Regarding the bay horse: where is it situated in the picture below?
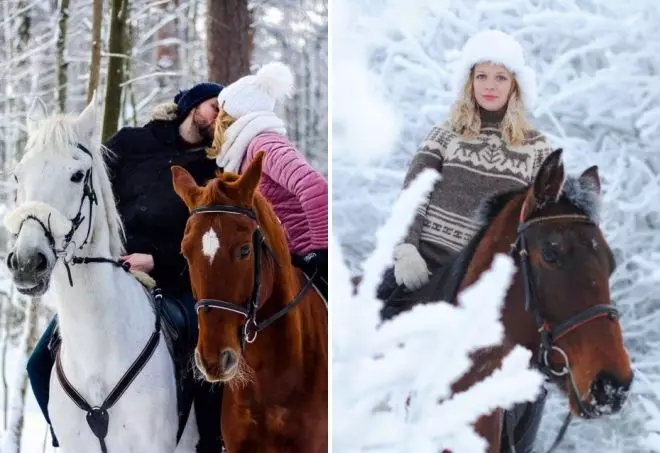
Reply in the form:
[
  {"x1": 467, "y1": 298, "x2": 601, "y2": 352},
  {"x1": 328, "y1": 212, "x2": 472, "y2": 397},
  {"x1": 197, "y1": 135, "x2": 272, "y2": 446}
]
[
  {"x1": 4, "y1": 97, "x2": 198, "y2": 452},
  {"x1": 171, "y1": 151, "x2": 328, "y2": 452},
  {"x1": 379, "y1": 149, "x2": 633, "y2": 452}
]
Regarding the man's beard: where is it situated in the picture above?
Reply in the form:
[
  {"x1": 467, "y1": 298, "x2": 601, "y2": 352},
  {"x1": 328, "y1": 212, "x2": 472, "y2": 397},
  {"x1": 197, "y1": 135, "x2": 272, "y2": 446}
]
[{"x1": 192, "y1": 110, "x2": 214, "y2": 145}]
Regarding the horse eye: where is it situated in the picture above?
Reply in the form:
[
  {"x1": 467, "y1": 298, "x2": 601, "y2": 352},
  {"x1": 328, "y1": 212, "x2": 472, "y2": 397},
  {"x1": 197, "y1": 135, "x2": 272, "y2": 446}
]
[
  {"x1": 71, "y1": 170, "x2": 85, "y2": 183},
  {"x1": 239, "y1": 245, "x2": 251, "y2": 259},
  {"x1": 542, "y1": 242, "x2": 560, "y2": 264}
]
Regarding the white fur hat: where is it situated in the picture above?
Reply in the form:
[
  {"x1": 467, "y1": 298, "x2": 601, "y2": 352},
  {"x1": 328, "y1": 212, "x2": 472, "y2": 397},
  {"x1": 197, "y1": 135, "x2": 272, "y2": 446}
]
[
  {"x1": 452, "y1": 29, "x2": 538, "y2": 110},
  {"x1": 217, "y1": 62, "x2": 294, "y2": 119}
]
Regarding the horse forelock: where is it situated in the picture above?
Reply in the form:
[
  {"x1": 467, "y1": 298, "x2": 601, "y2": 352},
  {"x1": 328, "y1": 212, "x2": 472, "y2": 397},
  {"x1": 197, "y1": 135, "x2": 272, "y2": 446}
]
[{"x1": 24, "y1": 114, "x2": 125, "y2": 256}]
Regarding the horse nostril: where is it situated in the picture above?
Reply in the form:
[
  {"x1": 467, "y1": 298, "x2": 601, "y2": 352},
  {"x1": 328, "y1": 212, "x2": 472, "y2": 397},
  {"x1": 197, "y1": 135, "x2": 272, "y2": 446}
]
[
  {"x1": 590, "y1": 372, "x2": 631, "y2": 412},
  {"x1": 220, "y1": 350, "x2": 237, "y2": 372},
  {"x1": 6, "y1": 252, "x2": 17, "y2": 271},
  {"x1": 34, "y1": 252, "x2": 48, "y2": 273}
]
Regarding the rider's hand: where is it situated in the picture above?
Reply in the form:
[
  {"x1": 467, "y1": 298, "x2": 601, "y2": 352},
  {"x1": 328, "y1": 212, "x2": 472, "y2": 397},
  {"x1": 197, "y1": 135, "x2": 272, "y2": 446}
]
[
  {"x1": 393, "y1": 243, "x2": 429, "y2": 290},
  {"x1": 120, "y1": 253, "x2": 154, "y2": 273}
]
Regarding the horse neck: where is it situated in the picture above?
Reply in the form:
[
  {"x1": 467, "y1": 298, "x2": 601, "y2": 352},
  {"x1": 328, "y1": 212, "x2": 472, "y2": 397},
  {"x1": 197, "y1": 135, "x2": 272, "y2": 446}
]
[
  {"x1": 50, "y1": 212, "x2": 153, "y2": 363},
  {"x1": 244, "y1": 266, "x2": 319, "y2": 380},
  {"x1": 462, "y1": 194, "x2": 539, "y2": 351}
]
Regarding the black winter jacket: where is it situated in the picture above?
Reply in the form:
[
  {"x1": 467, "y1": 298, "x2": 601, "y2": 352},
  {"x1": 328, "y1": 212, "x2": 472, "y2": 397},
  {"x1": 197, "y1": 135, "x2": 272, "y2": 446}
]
[{"x1": 104, "y1": 120, "x2": 217, "y2": 295}]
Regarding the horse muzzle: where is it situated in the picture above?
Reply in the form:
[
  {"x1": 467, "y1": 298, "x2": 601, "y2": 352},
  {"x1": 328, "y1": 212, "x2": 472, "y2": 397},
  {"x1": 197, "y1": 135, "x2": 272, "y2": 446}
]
[
  {"x1": 6, "y1": 246, "x2": 54, "y2": 296},
  {"x1": 576, "y1": 371, "x2": 633, "y2": 418},
  {"x1": 194, "y1": 348, "x2": 239, "y2": 383}
]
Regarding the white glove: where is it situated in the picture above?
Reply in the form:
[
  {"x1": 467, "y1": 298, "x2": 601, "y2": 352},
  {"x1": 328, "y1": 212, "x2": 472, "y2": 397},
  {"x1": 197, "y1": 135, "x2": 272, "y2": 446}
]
[{"x1": 393, "y1": 243, "x2": 430, "y2": 290}]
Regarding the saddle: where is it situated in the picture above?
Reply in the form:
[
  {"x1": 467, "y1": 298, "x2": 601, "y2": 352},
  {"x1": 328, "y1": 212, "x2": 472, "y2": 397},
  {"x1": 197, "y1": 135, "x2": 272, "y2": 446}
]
[{"x1": 47, "y1": 289, "x2": 197, "y2": 444}]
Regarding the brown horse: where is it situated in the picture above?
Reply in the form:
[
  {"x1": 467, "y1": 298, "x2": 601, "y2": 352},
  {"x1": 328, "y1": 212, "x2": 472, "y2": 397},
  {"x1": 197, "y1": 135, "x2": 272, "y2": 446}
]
[
  {"x1": 171, "y1": 152, "x2": 328, "y2": 452},
  {"x1": 377, "y1": 149, "x2": 633, "y2": 452}
]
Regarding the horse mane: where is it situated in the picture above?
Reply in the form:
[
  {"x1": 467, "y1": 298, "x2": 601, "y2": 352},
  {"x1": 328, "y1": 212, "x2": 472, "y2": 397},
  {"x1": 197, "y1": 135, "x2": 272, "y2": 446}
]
[
  {"x1": 26, "y1": 114, "x2": 125, "y2": 257},
  {"x1": 452, "y1": 175, "x2": 600, "y2": 296}
]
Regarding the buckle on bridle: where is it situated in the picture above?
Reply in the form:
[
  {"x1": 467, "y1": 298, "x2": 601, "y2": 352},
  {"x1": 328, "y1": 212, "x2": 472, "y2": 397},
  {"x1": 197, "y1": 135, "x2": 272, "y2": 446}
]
[{"x1": 56, "y1": 239, "x2": 78, "y2": 263}]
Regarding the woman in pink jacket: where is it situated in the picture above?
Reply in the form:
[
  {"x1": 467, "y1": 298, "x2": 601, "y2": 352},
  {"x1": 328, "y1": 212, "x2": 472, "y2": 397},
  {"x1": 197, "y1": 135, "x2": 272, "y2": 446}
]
[{"x1": 209, "y1": 62, "x2": 328, "y2": 299}]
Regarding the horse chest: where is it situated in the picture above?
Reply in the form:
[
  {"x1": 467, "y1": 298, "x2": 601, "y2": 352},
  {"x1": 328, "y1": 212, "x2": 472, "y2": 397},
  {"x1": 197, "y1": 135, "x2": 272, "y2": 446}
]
[{"x1": 47, "y1": 345, "x2": 182, "y2": 452}]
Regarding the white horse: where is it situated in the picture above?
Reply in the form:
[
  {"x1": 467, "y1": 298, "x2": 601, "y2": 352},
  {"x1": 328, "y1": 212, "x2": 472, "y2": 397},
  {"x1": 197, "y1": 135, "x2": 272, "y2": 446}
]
[{"x1": 4, "y1": 96, "x2": 198, "y2": 452}]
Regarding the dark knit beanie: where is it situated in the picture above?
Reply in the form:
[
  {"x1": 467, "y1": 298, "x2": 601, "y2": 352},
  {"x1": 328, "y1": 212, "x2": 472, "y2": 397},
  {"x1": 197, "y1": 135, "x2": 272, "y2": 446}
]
[{"x1": 174, "y1": 82, "x2": 224, "y2": 123}]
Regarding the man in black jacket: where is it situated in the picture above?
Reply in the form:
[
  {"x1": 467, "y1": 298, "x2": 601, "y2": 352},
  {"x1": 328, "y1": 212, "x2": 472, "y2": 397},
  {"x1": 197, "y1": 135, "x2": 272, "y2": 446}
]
[{"x1": 26, "y1": 82, "x2": 225, "y2": 451}]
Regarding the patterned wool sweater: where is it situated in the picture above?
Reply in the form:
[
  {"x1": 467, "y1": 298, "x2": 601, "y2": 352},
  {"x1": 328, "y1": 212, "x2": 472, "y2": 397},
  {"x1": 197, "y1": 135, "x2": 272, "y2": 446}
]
[{"x1": 402, "y1": 108, "x2": 553, "y2": 268}]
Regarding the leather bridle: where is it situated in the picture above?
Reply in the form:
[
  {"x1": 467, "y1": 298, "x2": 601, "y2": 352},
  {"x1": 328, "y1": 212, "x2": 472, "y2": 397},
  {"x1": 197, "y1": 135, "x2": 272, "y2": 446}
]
[
  {"x1": 505, "y1": 203, "x2": 619, "y2": 452},
  {"x1": 190, "y1": 204, "x2": 316, "y2": 350}
]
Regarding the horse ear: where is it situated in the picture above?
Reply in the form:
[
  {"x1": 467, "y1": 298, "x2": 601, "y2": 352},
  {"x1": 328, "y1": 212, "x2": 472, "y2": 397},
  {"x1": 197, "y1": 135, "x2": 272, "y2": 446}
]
[
  {"x1": 27, "y1": 97, "x2": 49, "y2": 135},
  {"x1": 532, "y1": 149, "x2": 565, "y2": 209},
  {"x1": 171, "y1": 165, "x2": 201, "y2": 208},
  {"x1": 238, "y1": 151, "x2": 265, "y2": 203},
  {"x1": 76, "y1": 93, "x2": 98, "y2": 144},
  {"x1": 578, "y1": 165, "x2": 601, "y2": 195}
]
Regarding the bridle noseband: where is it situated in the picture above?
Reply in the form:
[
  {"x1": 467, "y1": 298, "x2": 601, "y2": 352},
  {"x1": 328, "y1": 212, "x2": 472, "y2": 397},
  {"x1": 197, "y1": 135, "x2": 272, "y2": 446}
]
[
  {"x1": 506, "y1": 208, "x2": 619, "y2": 452},
  {"x1": 190, "y1": 204, "x2": 316, "y2": 349}
]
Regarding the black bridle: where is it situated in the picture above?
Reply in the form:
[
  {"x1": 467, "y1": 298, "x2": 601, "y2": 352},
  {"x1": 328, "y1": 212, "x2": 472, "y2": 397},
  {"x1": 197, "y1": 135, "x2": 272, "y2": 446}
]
[
  {"x1": 506, "y1": 207, "x2": 619, "y2": 453},
  {"x1": 190, "y1": 205, "x2": 315, "y2": 349},
  {"x1": 14, "y1": 143, "x2": 129, "y2": 285},
  {"x1": 15, "y1": 142, "x2": 164, "y2": 453}
]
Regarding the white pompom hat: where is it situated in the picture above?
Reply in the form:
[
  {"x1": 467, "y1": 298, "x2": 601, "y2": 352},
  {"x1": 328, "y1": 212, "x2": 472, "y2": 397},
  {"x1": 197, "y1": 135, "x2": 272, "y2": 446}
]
[
  {"x1": 217, "y1": 62, "x2": 294, "y2": 118},
  {"x1": 452, "y1": 29, "x2": 538, "y2": 110}
]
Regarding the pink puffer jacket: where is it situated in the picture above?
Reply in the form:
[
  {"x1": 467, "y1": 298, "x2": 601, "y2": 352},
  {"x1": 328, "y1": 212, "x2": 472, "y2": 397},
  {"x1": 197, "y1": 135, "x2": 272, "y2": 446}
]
[{"x1": 240, "y1": 132, "x2": 328, "y2": 256}]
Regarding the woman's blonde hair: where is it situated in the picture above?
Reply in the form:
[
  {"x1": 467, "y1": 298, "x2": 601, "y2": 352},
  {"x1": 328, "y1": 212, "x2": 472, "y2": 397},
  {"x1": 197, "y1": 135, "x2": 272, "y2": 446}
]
[
  {"x1": 207, "y1": 109, "x2": 236, "y2": 158},
  {"x1": 449, "y1": 68, "x2": 531, "y2": 147}
]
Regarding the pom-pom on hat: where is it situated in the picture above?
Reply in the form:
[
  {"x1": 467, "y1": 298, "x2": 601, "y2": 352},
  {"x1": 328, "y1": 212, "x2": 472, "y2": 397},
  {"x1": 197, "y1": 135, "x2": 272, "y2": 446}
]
[
  {"x1": 452, "y1": 30, "x2": 538, "y2": 110},
  {"x1": 217, "y1": 62, "x2": 294, "y2": 119}
]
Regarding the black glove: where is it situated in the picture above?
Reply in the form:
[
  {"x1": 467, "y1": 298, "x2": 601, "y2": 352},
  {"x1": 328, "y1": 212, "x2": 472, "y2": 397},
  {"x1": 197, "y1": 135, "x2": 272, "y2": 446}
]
[{"x1": 303, "y1": 249, "x2": 328, "y2": 277}]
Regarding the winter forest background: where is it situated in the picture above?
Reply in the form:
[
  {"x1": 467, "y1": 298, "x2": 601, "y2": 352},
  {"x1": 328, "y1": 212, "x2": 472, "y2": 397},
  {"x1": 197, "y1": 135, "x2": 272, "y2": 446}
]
[
  {"x1": 0, "y1": 0, "x2": 327, "y2": 451},
  {"x1": 333, "y1": 0, "x2": 660, "y2": 452}
]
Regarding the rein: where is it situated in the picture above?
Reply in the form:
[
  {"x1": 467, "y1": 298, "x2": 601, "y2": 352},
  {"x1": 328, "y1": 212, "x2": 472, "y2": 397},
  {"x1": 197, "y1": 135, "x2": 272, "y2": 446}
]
[
  {"x1": 189, "y1": 204, "x2": 315, "y2": 349},
  {"x1": 505, "y1": 202, "x2": 619, "y2": 453}
]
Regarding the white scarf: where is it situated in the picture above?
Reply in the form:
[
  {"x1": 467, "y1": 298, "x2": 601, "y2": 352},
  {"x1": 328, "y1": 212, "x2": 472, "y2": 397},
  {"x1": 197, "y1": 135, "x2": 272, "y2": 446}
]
[{"x1": 216, "y1": 111, "x2": 286, "y2": 173}]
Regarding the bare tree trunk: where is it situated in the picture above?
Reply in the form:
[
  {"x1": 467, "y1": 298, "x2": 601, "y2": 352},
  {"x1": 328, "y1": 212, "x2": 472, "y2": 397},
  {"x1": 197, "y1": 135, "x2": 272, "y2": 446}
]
[
  {"x1": 86, "y1": 0, "x2": 103, "y2": 103},
  {"x1": 102, "y1": 0, "x2": 129, "y2": 143},
  {"x1": 1, "y1": 292, "x2": 8, "y2": 430},
  {"x1": 15, "y1": 0, "x2": 31, "y2": 158},
  {"x1": 206, "y1": 0, "x2": 252, "y2": 84},
  {"x1": 1, "y1": 296, "x2": 39, "y2": 453},
  {"x1": 55, "y1": 0, "x2": 70, "y2": 112},
  {"x1": 155, "y1": 0, "x2": 180, "y2": 88}
]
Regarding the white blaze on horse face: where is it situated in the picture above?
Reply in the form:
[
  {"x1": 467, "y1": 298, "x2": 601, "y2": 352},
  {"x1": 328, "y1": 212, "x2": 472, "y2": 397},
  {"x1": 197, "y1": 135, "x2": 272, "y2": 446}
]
[{"x1": 202, "y1": 228, "x2": 220, "y2": 264}]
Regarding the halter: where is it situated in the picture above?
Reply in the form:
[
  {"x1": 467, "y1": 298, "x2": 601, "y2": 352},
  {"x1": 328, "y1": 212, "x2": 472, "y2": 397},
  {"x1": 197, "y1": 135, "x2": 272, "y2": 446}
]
[
  {"x1": 14, "y1": 143, "x2": 129, "y2": 285},
  {"x1": 190, "y1": 204, "x2": 315, "y2": 349},
  {"x1": 505, "y1": 200, "x2": 619, "y2": 453}
]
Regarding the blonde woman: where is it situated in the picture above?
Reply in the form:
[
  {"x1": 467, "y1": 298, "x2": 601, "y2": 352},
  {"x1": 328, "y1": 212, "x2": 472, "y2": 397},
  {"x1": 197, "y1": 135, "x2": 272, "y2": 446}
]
[
  {"x1": 380, "y1": 29, "x2": 554, "y2": 453},
  {"x1": 383, "y1": 29, "x2": 553, "y2": 297},
  {"x1": 209, "y1": 62, "x2": 329, "y2": 299}
]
